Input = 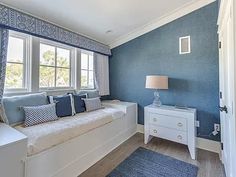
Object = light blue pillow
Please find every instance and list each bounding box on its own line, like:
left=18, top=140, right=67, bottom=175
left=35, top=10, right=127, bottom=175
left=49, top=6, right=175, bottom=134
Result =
left=78, top=90, right=99, bottom=98
left=3, top=92, right=48, bottom=125
left=24, top=103, right=58, bottom=127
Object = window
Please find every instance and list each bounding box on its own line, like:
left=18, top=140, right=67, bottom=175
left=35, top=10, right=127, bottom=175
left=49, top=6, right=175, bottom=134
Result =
left=5, top=33, right=28, bottom=90
left=81, top=51, right=94, bottom=89
left=39, top=42, right=71, bottom=88
left=4, top=30, right=98, bottom=95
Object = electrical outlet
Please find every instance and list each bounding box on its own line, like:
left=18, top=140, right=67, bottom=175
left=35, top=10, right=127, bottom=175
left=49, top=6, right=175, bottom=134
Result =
left=214, top=124, right=220, bottom=132
left=195, top=121, right=200, bottom=127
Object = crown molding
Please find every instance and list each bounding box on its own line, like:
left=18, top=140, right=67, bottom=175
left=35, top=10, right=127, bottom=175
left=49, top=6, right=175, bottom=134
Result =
left=109, top=0, right=216, bottom=49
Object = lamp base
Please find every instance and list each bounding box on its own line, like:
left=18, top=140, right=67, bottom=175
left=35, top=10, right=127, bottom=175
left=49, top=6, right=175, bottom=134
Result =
left=152, top=91, right=162, bottom=107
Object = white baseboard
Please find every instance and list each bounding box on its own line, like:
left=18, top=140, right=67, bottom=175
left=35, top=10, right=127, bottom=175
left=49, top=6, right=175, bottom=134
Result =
left=137, top=124, right=145, bottom=133
left=137, top=124, right=221, bottom=154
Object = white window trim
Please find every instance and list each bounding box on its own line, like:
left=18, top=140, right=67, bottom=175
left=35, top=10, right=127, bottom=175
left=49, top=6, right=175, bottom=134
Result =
left=179, top=36, right=191, bottom=55
left=4, top=30, right=97, bottom=96
left=39, top=38, right=75, bottom=90
left=80, top=50, right=95, bottom=90
left=4, top=31, right=31, bottom=93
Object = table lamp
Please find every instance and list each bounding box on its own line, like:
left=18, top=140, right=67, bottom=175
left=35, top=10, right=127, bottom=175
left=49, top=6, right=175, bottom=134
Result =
left=145, top=75, right=168, bottom=107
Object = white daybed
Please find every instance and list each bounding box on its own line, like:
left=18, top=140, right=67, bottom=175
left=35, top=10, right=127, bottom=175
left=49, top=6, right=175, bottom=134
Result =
left=14, top=101, right=137, bottom=177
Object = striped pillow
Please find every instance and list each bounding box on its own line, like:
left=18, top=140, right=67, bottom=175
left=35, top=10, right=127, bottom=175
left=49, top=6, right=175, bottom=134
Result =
left=83, top=97, right=102, bottom=112
left=24, top=104, right=58, bottom=127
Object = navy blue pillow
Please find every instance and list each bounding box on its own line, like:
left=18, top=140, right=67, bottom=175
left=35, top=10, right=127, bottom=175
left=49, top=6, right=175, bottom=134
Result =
left=48, top=95, right=73, bottom=117
left=73, top=94, right=87, bottom=113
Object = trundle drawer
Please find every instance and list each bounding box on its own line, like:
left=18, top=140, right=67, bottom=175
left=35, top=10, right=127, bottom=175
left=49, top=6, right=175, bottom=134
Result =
left=149, top=113, right=187, bottom=131
left=149, top=125, right=187, bottom=145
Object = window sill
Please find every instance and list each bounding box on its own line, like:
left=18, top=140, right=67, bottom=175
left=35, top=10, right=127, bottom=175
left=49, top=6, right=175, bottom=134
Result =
left=4, top=91, right=32, bottom=97
left=3, top=88, right=76, bottom=97
left=39, top=87, right=74, bottom=91
left=80, top=88, right=96, bottom=91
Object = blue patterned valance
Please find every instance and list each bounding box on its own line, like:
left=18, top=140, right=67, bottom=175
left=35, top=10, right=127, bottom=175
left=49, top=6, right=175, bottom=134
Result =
left=0, top=4, right=111, bottom=56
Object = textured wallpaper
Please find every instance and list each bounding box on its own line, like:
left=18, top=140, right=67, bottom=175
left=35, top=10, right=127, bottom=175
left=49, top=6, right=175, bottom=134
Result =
left=108, top=2, right=220, bottom=141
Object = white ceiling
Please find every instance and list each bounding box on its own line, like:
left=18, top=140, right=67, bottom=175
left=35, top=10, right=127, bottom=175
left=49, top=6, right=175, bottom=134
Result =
left=0, top=0, right=211, bottom=47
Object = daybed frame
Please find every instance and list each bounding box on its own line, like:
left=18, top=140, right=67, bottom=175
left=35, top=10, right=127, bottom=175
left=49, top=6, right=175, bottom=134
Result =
left=24, top=102, right=137, bottom=177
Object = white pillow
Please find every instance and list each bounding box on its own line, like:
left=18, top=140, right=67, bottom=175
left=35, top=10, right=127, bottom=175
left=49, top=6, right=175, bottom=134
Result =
left=83, top=97, right=102, bottom=112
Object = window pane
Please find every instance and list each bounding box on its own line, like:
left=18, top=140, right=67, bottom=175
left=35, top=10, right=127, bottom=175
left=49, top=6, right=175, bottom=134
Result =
left=81, top=53, right=88, bottom=70
left=5, top=63, right=24, bottom=88
left=56, top=68, right=70, bottom=87
left=40, top=44, right=55, bottom=66
left=7, top=36, right=24, bottom=63
left=88, top=71, right=94, bottom=88
left=89, top=55, right=93, bottom=70
left=40, top=66, right=55, bottom=87
left=57, top=48, right=70, bottom=68
left=81, top=70, right=88, bottom=88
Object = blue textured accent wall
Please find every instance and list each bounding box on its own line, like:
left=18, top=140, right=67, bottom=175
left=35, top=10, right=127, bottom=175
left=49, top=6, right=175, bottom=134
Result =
left=108, top=2, right=220, bottom=141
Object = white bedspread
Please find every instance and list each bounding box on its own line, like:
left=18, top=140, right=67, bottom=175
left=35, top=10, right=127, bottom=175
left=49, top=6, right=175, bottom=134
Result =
left=15, top=107, right=124, bottom=156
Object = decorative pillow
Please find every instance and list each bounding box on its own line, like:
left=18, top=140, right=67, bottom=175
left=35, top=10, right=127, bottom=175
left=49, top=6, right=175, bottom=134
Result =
left=48, top=94, right=74, bottom=117
left=24, top=104, right=58, bottom=127
left=2, top=92, right=48, bottom=125
left=73, top=94, right=87, bottom=113
left=83, top=97, right=103, bottom=112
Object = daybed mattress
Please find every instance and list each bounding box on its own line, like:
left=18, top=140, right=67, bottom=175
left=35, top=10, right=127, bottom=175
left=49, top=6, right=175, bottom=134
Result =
left=15, top=107, right=124, bottom=156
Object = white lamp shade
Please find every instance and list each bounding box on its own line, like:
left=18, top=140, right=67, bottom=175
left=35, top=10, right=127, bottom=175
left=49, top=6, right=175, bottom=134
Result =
left=145, top=75, right=168, bottom=89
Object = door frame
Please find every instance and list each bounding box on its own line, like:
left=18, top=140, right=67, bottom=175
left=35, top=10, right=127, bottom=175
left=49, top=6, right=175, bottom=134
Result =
left=218, top=0, right=236, bottom=177
left=233, top=0, right=236, bottom=176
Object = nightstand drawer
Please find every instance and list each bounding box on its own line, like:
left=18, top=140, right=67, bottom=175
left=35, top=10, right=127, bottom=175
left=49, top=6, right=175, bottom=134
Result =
left=149, top=125, right=187, bottom=145
left=150, top=113, right=187, bottom=131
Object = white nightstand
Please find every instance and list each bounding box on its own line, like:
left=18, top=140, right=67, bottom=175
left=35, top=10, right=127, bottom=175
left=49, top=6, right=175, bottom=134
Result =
left=0, top=123, right=27, bottom=177
left=144, top=105, right=197, bottom=160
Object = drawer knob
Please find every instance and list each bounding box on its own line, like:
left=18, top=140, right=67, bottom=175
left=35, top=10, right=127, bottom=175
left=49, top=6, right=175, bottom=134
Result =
left=177, top=123, right=183, bottom=127
left=153, top=118, right=157, bottom=122
left=153, top=129, right=157, bottom=133
left=177, top=135, right=182, bottom=140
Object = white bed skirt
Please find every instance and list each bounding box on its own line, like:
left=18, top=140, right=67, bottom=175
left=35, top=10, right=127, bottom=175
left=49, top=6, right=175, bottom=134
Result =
left=24, top=102, right=137, bottom=177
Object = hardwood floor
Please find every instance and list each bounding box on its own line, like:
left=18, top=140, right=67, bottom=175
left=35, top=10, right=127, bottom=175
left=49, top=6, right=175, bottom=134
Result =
left=79, top=133, right=225, bottom=177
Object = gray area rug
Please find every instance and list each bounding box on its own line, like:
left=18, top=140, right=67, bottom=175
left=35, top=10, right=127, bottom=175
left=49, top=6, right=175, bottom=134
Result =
left=107, top=147, right=198, bottom=177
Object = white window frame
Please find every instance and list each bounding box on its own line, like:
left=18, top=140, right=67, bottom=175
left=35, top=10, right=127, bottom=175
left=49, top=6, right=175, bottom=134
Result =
left=39, top=39, right=75, bottom=91
left=4, top=31, right=31, bottom=93
left=80, top=50, right=95, bottom=90
left=4, top=31, right=98, bottom=96
left=179, top=36, right=191, bottom=55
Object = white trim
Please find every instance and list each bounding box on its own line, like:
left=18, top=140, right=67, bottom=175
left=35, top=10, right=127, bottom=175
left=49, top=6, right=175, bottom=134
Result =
left=4, top=31, right=81, bottom=95
left=218, top=1, right=236, bottom=176
left=39, top=39, right=73, bottom=89
left=179, top=36, right=191, bottom=54
left=137, top=124, right=144, bottom=133
left=197, top=137, right=221, bottom=154
left=5, top=31, right=30, bottom=91
left=233, top=0, right=236, bottom=176
left=109, top=0, right=216, bottom=48
left=80, top=51, right=95, bottom=89
left=137, top=124, right=221, bottom=154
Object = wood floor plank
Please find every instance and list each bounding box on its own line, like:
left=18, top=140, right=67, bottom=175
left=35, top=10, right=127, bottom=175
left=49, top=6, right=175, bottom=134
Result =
left=79, top=133, right=225, bottom=177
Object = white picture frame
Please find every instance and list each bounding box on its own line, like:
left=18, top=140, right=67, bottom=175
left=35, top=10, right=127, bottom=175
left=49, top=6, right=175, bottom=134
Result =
left=179, top=36, right=191, bottom=54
